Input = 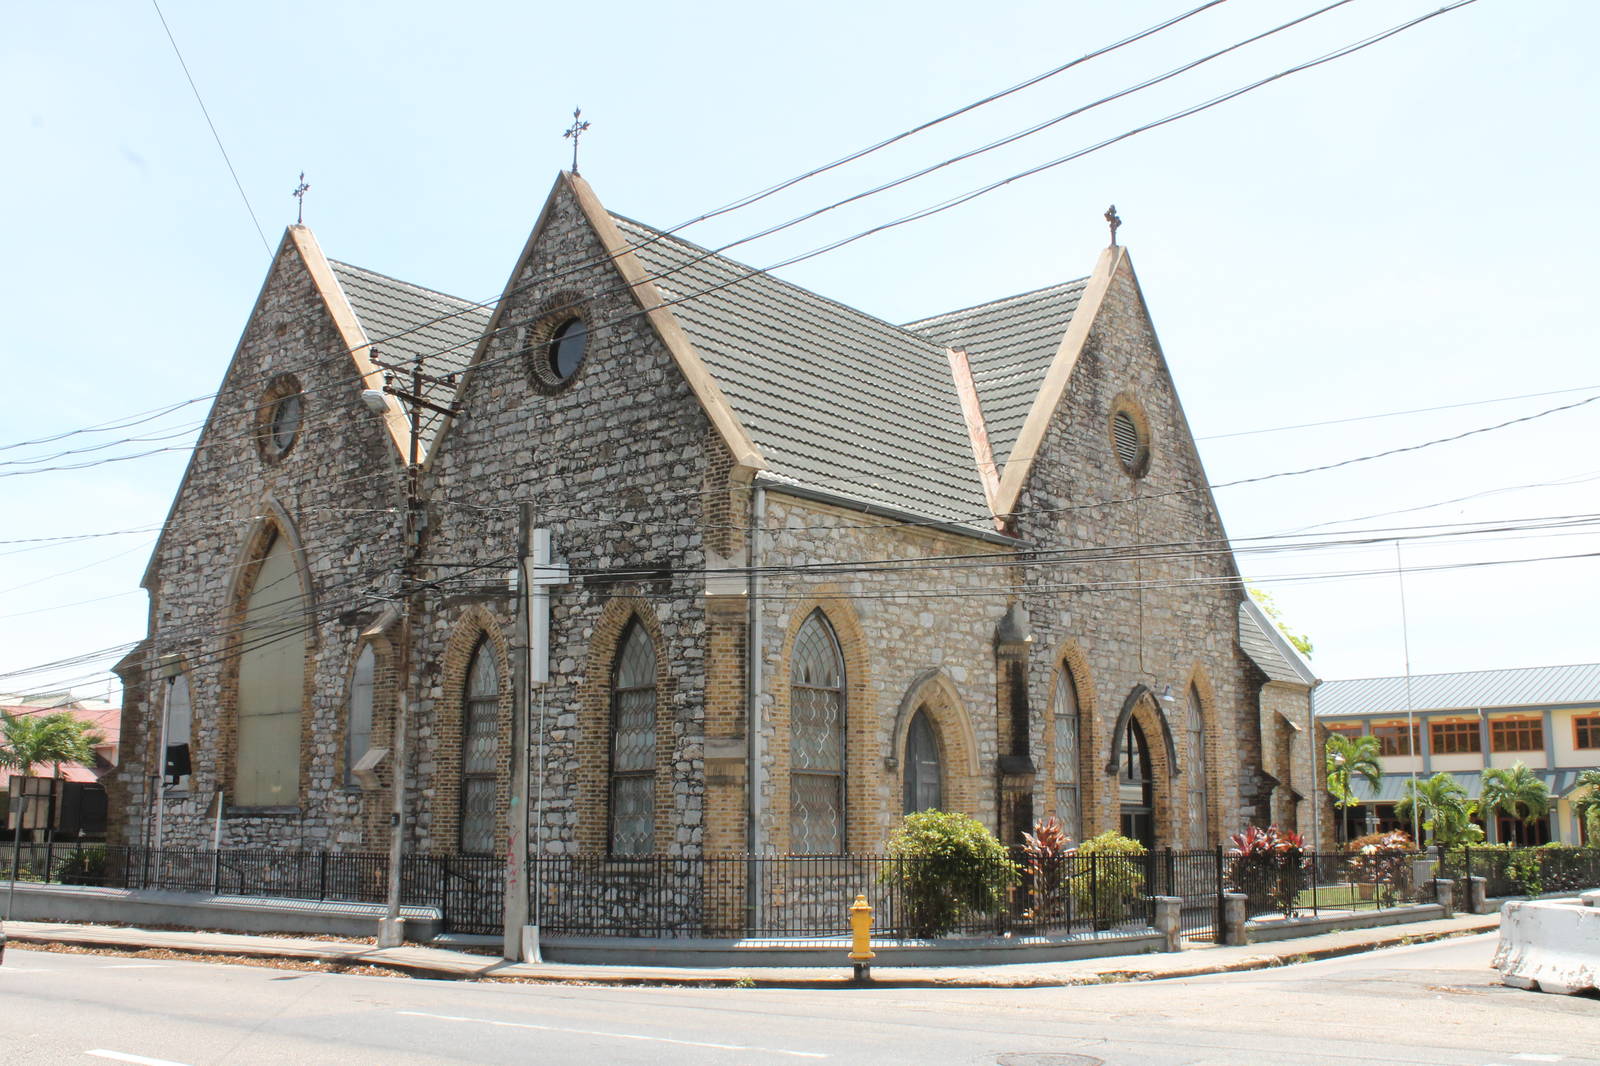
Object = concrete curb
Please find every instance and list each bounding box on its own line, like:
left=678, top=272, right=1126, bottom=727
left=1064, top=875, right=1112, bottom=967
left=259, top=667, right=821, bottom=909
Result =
left=2, top=913, right=1502, bottom=989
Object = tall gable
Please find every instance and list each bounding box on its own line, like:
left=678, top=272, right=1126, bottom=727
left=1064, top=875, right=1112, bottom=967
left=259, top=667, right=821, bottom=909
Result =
left=904, top=280, right=1087, bottom=471
left=618, top=217, right=992, bottom=525
left=327, top=261, right=489, bottom=457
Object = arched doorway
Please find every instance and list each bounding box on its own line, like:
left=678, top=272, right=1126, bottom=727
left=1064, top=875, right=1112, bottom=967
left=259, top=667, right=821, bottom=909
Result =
left=1118, top=717, right=1155, bottom=848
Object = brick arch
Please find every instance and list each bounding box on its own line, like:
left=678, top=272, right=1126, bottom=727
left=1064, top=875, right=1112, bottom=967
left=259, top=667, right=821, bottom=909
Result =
left=1042, top=641, right=1098, bottom=839
left=1106, top=685, right=1181, bottom=849
left=771, top=591, right=872, bottom=853
left=434, top=605, right=514, bottom=855
left=576, top=596, right=675, bottom=856
left=1180, top=664, right=1219, bottom=846
left=889, top=669, right=980, bottom=820
left=217, top=501, right=317, bottom=808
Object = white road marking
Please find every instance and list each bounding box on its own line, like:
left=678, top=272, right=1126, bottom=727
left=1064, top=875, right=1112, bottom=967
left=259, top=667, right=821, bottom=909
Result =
left=397, top=1009, right=827, bottom=1059
left=1512, top=1056, right=1563, bottom=1062
left=86, top=1051, right=193, bottom=1066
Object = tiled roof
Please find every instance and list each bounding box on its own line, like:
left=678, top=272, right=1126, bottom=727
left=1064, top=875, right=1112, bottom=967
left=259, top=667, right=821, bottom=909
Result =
left=1238, top=599, right=1317, bottom=686
left=327, top=261, right=491, bottom=455
left=617, top=217, right=994, bottom=524
left=1315, top=663, right=1600, bottom=718
left=903, top=281, right=1086, bottom=468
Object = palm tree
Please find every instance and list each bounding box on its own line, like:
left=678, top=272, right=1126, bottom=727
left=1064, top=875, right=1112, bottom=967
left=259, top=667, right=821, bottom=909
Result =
left=1480, top=762, right=1551, bottom=845
left=1325, top=734, right=1382, bottom=843
left=1396, top=772, right=1481, bottom=849
left=2, top=709, right=104, bottom=917
left=1572, top=768, right=1600, bottom=845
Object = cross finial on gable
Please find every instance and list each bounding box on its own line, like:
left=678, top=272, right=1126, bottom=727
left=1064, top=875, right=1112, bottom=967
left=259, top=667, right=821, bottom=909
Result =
left=1104, top=204, right=1122, bottom=247
left=293, top=172, right=310, bottom=225
left=563, top=108, right=591, bottom=175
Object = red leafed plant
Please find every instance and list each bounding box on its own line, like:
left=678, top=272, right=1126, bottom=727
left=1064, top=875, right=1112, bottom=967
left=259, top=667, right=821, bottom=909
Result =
left=1021, top=816, right=1073, bottom=922
left=1226, top=825, right=1307, bottom=918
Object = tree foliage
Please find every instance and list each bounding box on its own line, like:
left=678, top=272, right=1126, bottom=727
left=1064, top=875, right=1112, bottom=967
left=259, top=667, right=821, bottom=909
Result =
left=0, top=710, right=103, bottom=777
left=1397, top=772, right=1483, bottom=848
left=1248, top=587, right=1313, bottom=657
left=1572, top=768, right=1600, bottom=842
left=1324, top=733, right=1381, bottom=840
left=1480, top=762, right=1550, bottom=843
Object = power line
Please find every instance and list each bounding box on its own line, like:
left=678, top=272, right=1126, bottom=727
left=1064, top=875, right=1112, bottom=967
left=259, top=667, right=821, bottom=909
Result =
left=149, top=0, right=272, bottom=257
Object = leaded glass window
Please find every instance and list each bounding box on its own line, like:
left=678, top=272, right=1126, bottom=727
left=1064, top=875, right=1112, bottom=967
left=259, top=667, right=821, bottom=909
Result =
left=609, top=621, right=657, bottom=856
left=459, top=639, right=499, bottom=854
left=790, top=611, right=844, bottom=854
left=346, top=645, right=375, bottom=787
left=1186, top=685, right=1209, bottom=848
left=1053, top=666, right=1081, bottom=843
left=903, top=708, right=942, bottom=814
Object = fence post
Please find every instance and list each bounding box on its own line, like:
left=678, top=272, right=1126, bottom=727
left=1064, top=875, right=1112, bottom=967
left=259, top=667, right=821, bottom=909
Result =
left=318, top=851, right=329, bottom=902
left=1090, top=853, right=1101, bottom=929
left=1214, top=844, right=1225, bottom=936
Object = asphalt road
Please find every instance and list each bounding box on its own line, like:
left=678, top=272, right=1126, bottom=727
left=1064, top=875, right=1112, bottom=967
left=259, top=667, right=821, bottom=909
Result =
left=0, top=933, right=1594, bottom=1065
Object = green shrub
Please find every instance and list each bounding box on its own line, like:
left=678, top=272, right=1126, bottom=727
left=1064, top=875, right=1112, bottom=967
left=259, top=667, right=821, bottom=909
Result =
left=1070, top=830, right=1146, bottom=925
left=54, top=845, right=108, bottom=886
left=883, top=810, right=1017, bottom=938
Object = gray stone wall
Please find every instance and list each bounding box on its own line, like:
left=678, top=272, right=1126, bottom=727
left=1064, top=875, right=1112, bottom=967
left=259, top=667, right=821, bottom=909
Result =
left=419, top=179, right=724, bottom=858
left=114, top=231, right=405, bottom=852
left=1015, top=258, right=1265, bottom=846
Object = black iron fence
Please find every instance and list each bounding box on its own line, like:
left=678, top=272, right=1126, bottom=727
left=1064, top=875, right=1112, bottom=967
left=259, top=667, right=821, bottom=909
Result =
left=1441, top=846, right=1600, bottom=899
left=10, top=843, right=1589, bottom=940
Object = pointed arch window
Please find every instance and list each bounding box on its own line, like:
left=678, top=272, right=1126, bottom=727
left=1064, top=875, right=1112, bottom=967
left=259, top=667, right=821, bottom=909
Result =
left=236, top=531, right=305, bottom=806
left=346, top=645, right=376, bottom=788
left=1052, top=666, right=1082, bottom=842
left=165, top=673, right=192, bottom=793
left=790, top=611, right=845, bottom=854
left=610, top=620, right=657, bottom=856
left=460, top=639, right=500, bottom=854
left=1118, top=717, right=1155, bottom=849
left=903, top=708, right=942, bottom=814
left=1186, top=684, right=1209, bottom=848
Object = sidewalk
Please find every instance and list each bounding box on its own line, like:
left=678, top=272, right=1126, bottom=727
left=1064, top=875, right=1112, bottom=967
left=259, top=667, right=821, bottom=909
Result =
left=0, top=911, right=1500, bottom=988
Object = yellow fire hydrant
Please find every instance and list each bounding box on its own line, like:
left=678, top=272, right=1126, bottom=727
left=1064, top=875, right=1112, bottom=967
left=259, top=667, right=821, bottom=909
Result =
left=848, top=893, right=875, bottom=981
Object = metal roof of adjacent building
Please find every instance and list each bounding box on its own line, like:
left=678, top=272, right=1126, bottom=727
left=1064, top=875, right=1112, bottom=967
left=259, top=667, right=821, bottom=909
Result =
left=1315, top=663, right=1600, bottom=718
left=903, top=280, right=1086, bottom=468
left=328, top=261, right=491, bottom=455
left=1355, top=768, right=1594, bottom=803
left=617, top=215, right=996, bottom=525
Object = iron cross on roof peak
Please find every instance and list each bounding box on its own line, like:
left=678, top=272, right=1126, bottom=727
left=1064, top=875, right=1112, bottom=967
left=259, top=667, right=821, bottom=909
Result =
left=1104, top=204, right=1122, bottom=247
left=563, top=108, right=591, bottom=175
left=293, top=172, right=310, bottom=225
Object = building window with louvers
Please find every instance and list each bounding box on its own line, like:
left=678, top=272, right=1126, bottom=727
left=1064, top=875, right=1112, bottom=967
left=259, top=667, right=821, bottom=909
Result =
left=1109, top=401, right=1151, bottom=478
left=609, top=620, right=658, bottom=856
left=902, top=708, right=943, bottom=814
left=459, top=639, right=500, bottom=855
left=790, top=610, right=846, bottom=854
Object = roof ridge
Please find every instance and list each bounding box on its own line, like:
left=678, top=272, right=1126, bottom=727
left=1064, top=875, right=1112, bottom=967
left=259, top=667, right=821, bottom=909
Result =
left=327, top=258, right=487, bottom=313
left=902, top=278, right=1089, bottom=330
left=610, top=214, right=951, bottom=354
left=1321, top=661, right=1600, bottom=685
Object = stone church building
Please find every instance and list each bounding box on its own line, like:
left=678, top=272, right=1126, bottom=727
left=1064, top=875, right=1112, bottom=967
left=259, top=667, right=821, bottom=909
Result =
left=109, top=172, right=1320, bottom=875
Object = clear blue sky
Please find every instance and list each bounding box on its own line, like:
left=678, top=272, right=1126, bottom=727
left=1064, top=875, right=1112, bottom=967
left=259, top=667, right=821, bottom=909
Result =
left=3, top=0, right=1596, bottom=702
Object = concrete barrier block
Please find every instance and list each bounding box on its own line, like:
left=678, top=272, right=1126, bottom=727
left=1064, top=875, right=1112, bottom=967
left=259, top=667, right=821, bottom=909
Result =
left=1433, top=878, right=1455, bottom=917
left=1494, top=899, right=1600, bottom=996
left=1223, top=892, right=1249, bottom=946
left=1467, top=876, right=1489, bottom=914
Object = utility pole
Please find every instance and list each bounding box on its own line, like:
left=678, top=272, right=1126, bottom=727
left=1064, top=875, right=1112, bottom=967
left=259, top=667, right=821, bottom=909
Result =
left=503, top=504, right=532, bottom=961
left=365, top=356, right=458, bottom=949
